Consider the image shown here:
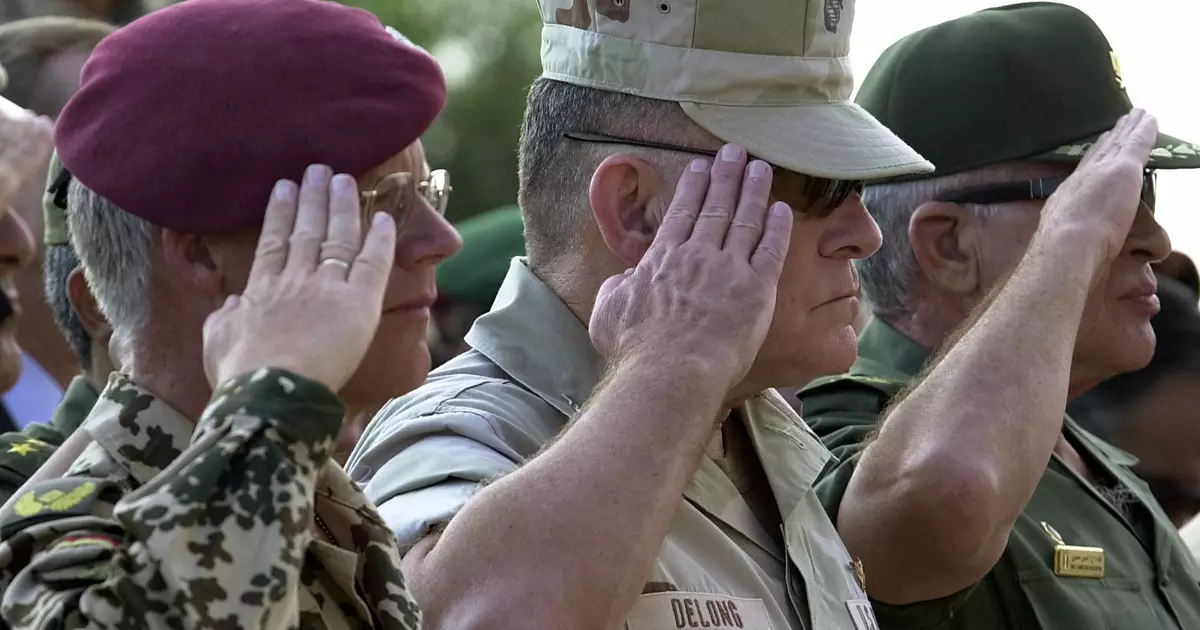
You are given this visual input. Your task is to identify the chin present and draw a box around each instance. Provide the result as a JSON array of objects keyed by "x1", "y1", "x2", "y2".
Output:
[
  {"x1": 752, "y1": 324, "x2": 860, "y2": 390},
  {"x1": 340, "y1": 328, "x2": 433, "y2": 409}
]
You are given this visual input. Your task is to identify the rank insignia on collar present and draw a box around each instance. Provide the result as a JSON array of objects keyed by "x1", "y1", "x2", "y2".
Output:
[{"x1": 850, "y1": 558, "x2": 866, "y2": 591}]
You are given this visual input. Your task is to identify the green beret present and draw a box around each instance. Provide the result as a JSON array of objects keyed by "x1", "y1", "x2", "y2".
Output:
[
  {"x1": 43, "y1": 151, "x2": 69, "y2": 246},
  {"x1": 436, "y1": 205, "x2": 525, "y2": 306}
]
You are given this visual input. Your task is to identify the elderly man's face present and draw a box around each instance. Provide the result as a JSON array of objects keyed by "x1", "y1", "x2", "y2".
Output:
[
  {"x1": 217, "y1": 141, "x2": 462, "y2": 410},
  {"x1": 0, "y1": 206, "x2": 36, "y2": 391},
  {"x1": 971, "y1": 164, "x2": 1170, "y2": 381},
  {"x1": 742, "y1": 190, "x2": 882, "y2": 389}
]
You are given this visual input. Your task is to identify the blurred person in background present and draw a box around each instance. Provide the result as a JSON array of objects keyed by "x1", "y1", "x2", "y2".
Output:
[
  {"x1": 800, "y1": 4, "x2": 1200, "y2": 629},
  {"x1": 0, "y1": 0, "x2": 152, "y2": 25},
  {"x1": 0, "y1": 151, "x2": 113, "y2": 505},
  {"x1": 430, "y1": 204, "x2": 525, "y2": 368},
  {"x1": 0, "y1": 17, "x2": 112, "y2": 428},
  {"x1": 0, "y1": 0, "x2": 459, "y2": 627},
  {"x1": 1069, "y1": 253, "x2": 1200, "y2": 527}
]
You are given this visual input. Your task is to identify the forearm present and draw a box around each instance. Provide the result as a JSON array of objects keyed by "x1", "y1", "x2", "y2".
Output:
[
  {"x1": 415, "y1": 359, "x2": 726, "y2": 630},
  {"x1": 843, "y1": 237, "x2": 1099, "y2": 601},
  {"x1": 1, "y1": 369, "x2": 344, "y2": 629}
]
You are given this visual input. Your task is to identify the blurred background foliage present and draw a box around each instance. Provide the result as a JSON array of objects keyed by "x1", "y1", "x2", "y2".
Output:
[{"x1": 337, "y1": 0, "x2": 544, "y2": 224}]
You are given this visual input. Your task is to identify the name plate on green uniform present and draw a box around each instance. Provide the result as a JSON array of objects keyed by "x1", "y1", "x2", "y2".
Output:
[
  {"x1": 1054, "y1": 545, "x2": 1106, "y2": 578},
  {"x1": 1042, "y1": 521, "x2": 1105, "y2": 579}
]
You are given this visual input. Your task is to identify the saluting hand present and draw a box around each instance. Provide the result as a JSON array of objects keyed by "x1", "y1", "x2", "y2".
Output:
[
  {"x1": 202, "y1": 164, "x2": 396, "y2": 392},
  {"x1": 1037, "y1": 108, "x2": 1159, "y2": 275},
  {"x1": 589, "y1": 146, "x2": 792, "y2": 392}
]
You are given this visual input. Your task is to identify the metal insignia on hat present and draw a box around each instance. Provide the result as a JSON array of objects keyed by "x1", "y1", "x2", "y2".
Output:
[
  {"x1": 824, "y1": 0, "x2": 844, "y2": 33},
  {"x1": 1109, "y1": 50, "x2": 1125, "y2": 90}
]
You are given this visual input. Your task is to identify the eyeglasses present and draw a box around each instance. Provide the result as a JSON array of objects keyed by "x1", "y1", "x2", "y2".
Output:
[
  {"x1": 934, "y1": 170, "x2": 1157, "y2": 209},
  {"x1": 360, "y1": 169, "x2": 452, "y2": 232},
  {"x1": 563, "y1": 131, "x2": 864, "y2": 217}
]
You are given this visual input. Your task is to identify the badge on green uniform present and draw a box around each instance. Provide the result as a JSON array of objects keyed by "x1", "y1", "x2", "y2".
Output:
[{"x1": 1042, "y1": 521, "x2": 1105, "y2": 578}]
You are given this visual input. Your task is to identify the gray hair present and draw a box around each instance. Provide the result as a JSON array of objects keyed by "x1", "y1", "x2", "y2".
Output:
[
  {"x1": 517, "y1": 78, "x2": 707, "y2": 268},
  {"x1": 857, "y1": 163, "x2": 1054, "y2": 320},
  {"x1": 66, "y1": 179, "x2": 156, "y2": 341},
  {"x1": 43, "y1": 243, "x2": 91, "y2": 368}
]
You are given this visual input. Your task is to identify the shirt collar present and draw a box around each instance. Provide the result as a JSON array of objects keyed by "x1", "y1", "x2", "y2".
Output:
[
  {"x1": 854, "y1": 317, "x2": 932, "y2": 379},
  {"x1": 51, "y1": 376, "x2": 100, "y2": 437},
  {"x1": 464, "y1": 258, "x2": 601, "y2": 417},
  {"x1": 82, "y1": 372, "x2": 193, "y2": 485}
]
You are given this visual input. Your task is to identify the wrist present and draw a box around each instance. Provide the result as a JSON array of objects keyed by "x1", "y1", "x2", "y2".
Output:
[{"x1": 1027, "y1": 226, "x2": 1108, "y2": 283}]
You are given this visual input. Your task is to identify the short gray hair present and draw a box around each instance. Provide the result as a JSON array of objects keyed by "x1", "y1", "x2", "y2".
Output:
[
  {"x1": 858, "y1": 163, "x2": 1054, "y2": 320},
  {"x1": 517, "y1": 78, "x2": 708, "y2": 268},
  {"x1": 66, "y1": 179, "x2": 156, "y2": 340}
]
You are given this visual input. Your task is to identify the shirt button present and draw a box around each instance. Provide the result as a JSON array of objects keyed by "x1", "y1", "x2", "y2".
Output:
[{"x1": 1160, "y1": 577, "x2": 1171, "y2": 588}]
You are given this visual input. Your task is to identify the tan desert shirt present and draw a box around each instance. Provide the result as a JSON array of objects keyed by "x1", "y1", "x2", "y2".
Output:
[{"x1": 348, "y1": 258, "x2": 880, "y2": 630}]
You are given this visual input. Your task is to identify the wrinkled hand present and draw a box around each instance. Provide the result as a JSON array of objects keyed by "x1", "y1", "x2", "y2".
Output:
[
  {"x1": 589, "y1": 146, "x2": 792, "y2": 391},
  {"x1": 0, "y1": 98, "x2": 52, "y2": 209},
  {"x1": 203, "y1": 165, "x2": 396, "y2": 391},
  {"x1": 1037, "y1": 108, "x2": 1158, "y2": 273}
]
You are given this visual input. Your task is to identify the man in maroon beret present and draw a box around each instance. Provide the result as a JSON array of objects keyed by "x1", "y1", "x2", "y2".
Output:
[{"x1": 0, "y1": 0, "x2": 462, "y2": 628}]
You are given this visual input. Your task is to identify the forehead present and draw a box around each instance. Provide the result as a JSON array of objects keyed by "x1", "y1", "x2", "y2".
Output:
[{"x1": 357, "y1": 142, "x2": 428, "y2": 188}]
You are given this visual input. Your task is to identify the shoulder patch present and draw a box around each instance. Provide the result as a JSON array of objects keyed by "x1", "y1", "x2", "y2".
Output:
[{"x1": 0, "y1": 477, "x2": 117, "y2": 537}]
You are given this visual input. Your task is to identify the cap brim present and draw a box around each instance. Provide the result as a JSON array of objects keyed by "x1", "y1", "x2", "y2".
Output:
[
  {"x1": 1032, "y1": 130, "x2": 1200, "y2": 169},
  {"x1": 679, "y1": 100, "x2": 935, "y2": 180}
]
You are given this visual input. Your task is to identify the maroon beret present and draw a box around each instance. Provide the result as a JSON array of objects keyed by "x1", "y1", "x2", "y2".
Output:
[{"x1": 54, "y1": 0, "x2": 446, "y2": 234}]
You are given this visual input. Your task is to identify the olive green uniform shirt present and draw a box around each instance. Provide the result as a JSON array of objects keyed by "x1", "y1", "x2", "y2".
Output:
[
  {"x1": 349, "y1": 258, "x2": 881, "y2": 630},
  {"x1": 800, "y1": 318, "x2": 1200, "y2": 630},
  {"x1": 0, "y1": 376, "x2": 98, "y2": 506},
  {"x1": 0, "y1": 369, "x2": 420, "y2": 630}
]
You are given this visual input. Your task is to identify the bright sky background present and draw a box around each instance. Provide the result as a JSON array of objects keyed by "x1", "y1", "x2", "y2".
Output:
[{"x1": 850, "y1": 0, "x2": 1200, "y2": 260}]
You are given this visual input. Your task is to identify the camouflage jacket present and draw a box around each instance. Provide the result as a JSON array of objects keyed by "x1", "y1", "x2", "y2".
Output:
[
  {"x1": 0, "y1": 369, "x2": 420, "y2": 630},
  {"x1": 0, "y1": 376, "x2": 98, "y2": 506}
]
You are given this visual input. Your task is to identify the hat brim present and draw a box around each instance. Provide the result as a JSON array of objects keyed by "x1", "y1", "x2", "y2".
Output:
[
  {"x1": 679, "y1": 100, "x2": 935, "y2": 180},
  {"x1": 1031, "y1": 130, "x2": 1200, "y2": 169}
]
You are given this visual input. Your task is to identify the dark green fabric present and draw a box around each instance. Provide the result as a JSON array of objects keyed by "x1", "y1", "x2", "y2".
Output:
[
  {"x1": 0, "y1": 377, "x2": 98, "y2": 506},
  {"x1": 800, "y1": 318, "x2": 1200, "y2": 629},
  {"x1": 856, "y1": 2, "x2": 1200, "y2": 181},
  {"x1": 436, "y1": 205, "x2": 525, "y2": 306}
]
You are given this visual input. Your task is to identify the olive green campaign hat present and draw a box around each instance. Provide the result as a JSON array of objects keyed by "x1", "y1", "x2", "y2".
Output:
[
  {"x1": 43, "y1": 151, "x2": 70, "y2": 246},
  {"x1": 856, "y1": 2, "x2": 1200, "y2": 182},
  {"x1": 536, "y1": 0, "x2": 934, "y2": 180},
  {"x1": 436, "y1": 206, "x2": 526, "y2": 306}
]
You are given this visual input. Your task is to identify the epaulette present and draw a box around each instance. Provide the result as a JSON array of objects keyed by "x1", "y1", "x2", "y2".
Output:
[{"x1": 0, "y1": 477, "x2": 119, "y2": 539}]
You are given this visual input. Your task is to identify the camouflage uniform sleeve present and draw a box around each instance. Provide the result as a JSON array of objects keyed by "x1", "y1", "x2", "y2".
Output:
[{"x1": 0, "y1": 367, "x2": 345, "y2": 630}]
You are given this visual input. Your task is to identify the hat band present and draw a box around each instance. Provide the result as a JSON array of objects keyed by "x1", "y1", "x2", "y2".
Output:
[{"x1": 540, "y1": 24, "x2": 852, "y2": 106}]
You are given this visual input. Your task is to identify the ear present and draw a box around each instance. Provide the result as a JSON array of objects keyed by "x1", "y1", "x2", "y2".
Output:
[
  {"x1": 588, "y1": 153, "x2": 662, "y2": 265},
  {"x1": 908, "y1": 201, "x2": 981, "y2": 295},
  {"x1": 159, "y1": 229, "x2": 224, "y2": 298},
  {"x1": 66, "y1": 267, "x2": 111, "y2": 340}
]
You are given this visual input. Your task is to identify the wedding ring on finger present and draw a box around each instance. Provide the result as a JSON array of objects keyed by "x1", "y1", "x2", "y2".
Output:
[{"x1": 320, "y1": 258, "x2": 351, "y2": 271}]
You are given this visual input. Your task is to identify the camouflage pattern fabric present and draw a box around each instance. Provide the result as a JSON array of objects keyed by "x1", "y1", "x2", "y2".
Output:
[
  {"x1": 0, "y1": 376, "x2": 97, "y2": 506},
  {"x1": 0, "y1": 369, "x2": 420, "y2": 630}
]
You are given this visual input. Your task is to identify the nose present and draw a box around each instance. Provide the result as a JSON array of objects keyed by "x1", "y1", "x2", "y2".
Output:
[
  {"x1": 0, "y1": 206, "x2": 35, "y2": 275},
  {"x1": 394, "y1": 197, "x2": 462, "y2": 269},
  {"x1": 818, "y1": 192, "x2": 882, "y2": 260},
  {"x1": 1124, "y1": 203, "x2": 1171, "y2": 264}
]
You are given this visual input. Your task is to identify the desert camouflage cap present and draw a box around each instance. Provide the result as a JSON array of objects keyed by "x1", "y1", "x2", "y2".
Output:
[{"x1": 537, "y1": 0, "x2": 934, "y2": 180}]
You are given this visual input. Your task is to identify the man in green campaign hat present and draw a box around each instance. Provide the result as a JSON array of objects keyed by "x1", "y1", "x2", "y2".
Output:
[
  {"x1": 430, "y1": 205, "x2": 525, "y2": 367},
  {"x1": 799, "y1": 3, "x2": 1200, "y2": 629},
  {"x1": 349, "y1": 0, "x2": 933, "y2": 627}
]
